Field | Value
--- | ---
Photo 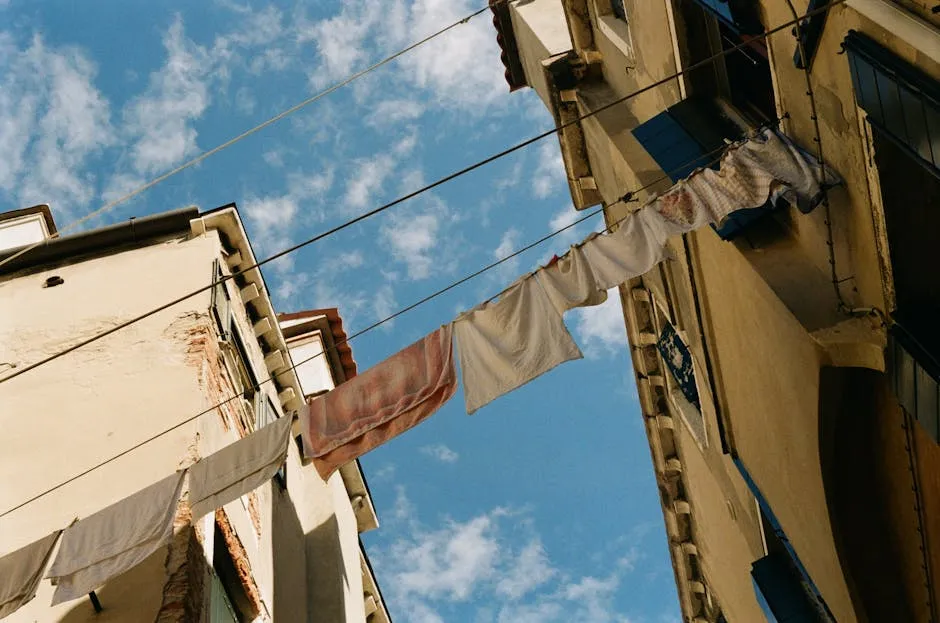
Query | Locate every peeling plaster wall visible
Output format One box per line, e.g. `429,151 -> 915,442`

0,231 -> 370,622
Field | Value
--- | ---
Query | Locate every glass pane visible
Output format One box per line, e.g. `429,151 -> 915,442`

851,55 -> 883,124
875,69 -> 907,142
611,0 -> 627,21
899,85 -> 933,163
924,102 -> 940,170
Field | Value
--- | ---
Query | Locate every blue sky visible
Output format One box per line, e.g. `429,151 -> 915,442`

0,1 -> 680,620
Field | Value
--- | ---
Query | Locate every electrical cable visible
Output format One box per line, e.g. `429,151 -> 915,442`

0,4 -> 494,274
0,0 -> 843,387
0,137 -> 750,519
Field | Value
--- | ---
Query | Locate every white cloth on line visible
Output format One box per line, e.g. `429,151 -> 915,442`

455,275 -> 583,414
0,530 -> 61,618
580,207 -> 673,290
535,244 -> 608,314
46,471 -> 185,605
190,414 -> 293,520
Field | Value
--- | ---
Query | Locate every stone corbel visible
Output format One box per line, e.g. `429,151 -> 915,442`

811,314 -> 887,371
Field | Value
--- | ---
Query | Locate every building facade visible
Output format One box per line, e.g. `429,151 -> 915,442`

492,0 -> 940,620
0,204 -> 391,622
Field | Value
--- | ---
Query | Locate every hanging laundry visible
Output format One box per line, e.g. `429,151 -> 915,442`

0,530 -> 61,619
581,207 -> 673,290
189,414 -> 293,520
653,129 -> 839,233
46,471 -> 185,605
535,244 -> 608,314
303,324 -> 456,479
455,275 -> 583,414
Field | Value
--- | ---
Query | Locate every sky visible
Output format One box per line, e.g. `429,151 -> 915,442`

0,1 -> 681,621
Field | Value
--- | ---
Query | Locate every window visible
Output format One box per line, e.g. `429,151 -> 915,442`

888,325 -> 940,442
610,0 -> 626,22
211,260 -> 232,341
845,30 -> 940,178
211,522 -> 258,623
591,0 -> 632,59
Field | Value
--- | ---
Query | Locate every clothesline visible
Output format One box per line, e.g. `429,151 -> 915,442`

0,417 -> 293,616
0,128 -> 838,619
300,128 -> 840,476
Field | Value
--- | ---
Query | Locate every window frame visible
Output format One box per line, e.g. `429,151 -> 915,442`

591,0 -> 634,60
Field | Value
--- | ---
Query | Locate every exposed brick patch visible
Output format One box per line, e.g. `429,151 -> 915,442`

167,312 -> 247,435
215,509 -> 266,617
155,494 -> 207,623
246,491 -> 263,538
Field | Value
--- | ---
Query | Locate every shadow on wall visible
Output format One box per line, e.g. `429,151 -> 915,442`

819,366 -> 935,623
305,512 -> 347,623
58,546 -> 166,623
272,484 -> 308,620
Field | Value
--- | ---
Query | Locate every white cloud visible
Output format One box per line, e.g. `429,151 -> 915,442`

373,498 -> 647,623
381,211 -> 440,280
490,228 -> 521,284
344,153 -> 396,210
572,294 -> 626,358
391,514 -> 501,601
122,17 -> 213,177
243,194 -> 299,265
0,33 -> 114,215
369,99 -> 426,126
374,283 -> 398,326
496,539 -> 556,600
532,142 -> 565,199
299,0 -> 506,110
420,444 -> 459,464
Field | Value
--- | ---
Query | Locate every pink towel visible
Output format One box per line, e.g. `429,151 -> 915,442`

302,325 -> 456,479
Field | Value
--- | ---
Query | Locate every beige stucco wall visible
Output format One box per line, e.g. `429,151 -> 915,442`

508,0 -> 940,620
509,0 -> 572,108
0,230 -> 367,622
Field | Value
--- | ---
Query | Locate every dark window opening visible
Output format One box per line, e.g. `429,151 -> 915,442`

611,0 -> 627,21
678,2 -> 775,125
212,522 -> 258,623
717,23 -> 776,124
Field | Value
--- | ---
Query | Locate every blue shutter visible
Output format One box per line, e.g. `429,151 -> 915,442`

632,110 -> 710,183
752,554 -> 820,622
845,31 -> 940,178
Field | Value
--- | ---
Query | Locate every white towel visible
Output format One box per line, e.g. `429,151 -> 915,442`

0,531 -> 61,618
535,245 -> 608,314
581,207 -> 673,290
46,471 -> 185,605
190,414 -> 293,519
455,275 -> 583,414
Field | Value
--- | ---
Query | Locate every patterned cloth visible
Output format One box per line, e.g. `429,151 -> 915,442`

653,129 -> 839,233
303,325 -> 456,479
657,323 -> 700,410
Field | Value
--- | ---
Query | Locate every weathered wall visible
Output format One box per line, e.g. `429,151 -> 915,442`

0,230 -> 368,622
